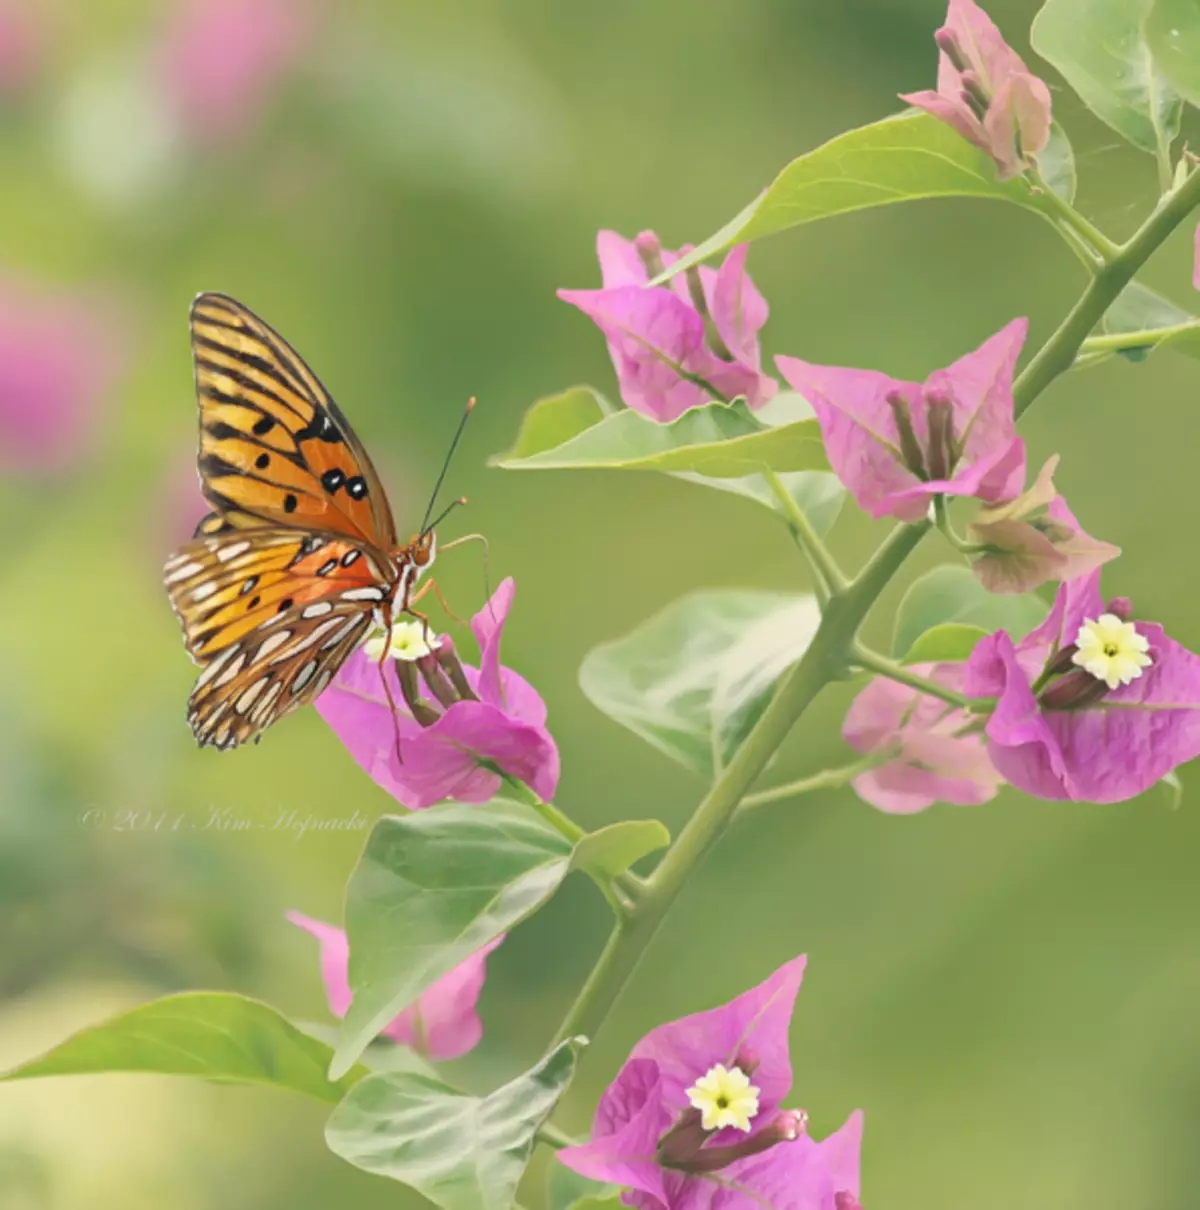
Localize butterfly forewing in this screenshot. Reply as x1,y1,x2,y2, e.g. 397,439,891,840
165,527,394,748
190,292,398,550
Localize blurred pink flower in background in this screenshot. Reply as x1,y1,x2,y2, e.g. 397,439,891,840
156,0,318,145
0,277,124,475
288,911,502,1060
0,0,48,98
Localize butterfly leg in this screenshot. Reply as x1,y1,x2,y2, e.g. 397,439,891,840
374,607,406,766
407,576,469,629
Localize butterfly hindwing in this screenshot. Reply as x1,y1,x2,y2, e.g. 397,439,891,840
164,527,393,748
190,292,398,550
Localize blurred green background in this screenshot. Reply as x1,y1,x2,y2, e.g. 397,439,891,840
2,1,1199,1207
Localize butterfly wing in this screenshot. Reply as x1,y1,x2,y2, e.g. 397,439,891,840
164,527,394,748
190,292,398,550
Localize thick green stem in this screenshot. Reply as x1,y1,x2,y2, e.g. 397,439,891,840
1014,166,1200,419
548,521,929,1046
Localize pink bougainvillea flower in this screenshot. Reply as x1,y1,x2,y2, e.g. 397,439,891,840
558,230,777,422
900,0,1052,180
0,277,123,475
966,455,1119,594
558,956,863,1210
843,662,1002,814
287,911,501,1060
156,0,317,145
777,319,1027,522
0,0,47,97
316,578,559,810
964,570,1200,802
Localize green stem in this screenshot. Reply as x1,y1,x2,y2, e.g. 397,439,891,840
850,643,971,709
1030,170,1121,264
548,521,930,1046
932,495,986,555
763,468,848,595
739,755,887,811
1014,165,1200,420
537,1122,579,1150
1078,322,1200,357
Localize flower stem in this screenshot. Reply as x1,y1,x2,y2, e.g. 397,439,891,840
1029,170,1121,264
763,468,848,596
1014,164,1200,420
739,755,887,811
1078,322,1200,357
850,643,971,709
548,520,930,1047
537,1122,579,1150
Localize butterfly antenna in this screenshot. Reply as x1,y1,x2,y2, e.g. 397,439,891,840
424,495,468,537
421,396,476,535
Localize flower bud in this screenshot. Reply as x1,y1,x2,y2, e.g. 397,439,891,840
1038,668,1110,712
434,637,479,702
1106,597,1133,622
835,1194,864,1210
886,391,927,478
663,1108,809,1175
656,1108,709,1168
396,659,442,728
924,391,956,481
959,69,991,119
933,27,969,73
733,1046,760,1077
684,264,736,363
634,231,666,279
418,651,459,710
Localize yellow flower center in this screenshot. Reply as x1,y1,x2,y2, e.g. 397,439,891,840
363,620,440,664
684,1063,760,1133
1071,613,1152,691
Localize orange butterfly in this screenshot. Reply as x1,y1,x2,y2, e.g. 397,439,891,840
164,292,470,750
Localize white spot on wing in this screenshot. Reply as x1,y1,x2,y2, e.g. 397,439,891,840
165,561,204,584
257,631,291,660
302,601,333,619
341,587,385,603
217,541,251,563
235,678,270,713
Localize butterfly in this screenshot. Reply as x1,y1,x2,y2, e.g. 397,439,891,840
164,292,471,750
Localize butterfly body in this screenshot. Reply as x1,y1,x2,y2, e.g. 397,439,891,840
165,292,441,750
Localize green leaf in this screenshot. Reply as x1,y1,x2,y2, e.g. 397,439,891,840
892,566,1049,660
653,110,1055,281
1038,122,1078,202
579,590,820,780
1032,0,1182,156
333,800,574,1080
571,819,670,880
547,1165,621,1210
674,470,846,532
1090,282,1200,364
899,623,991,665
326,1037,584,1210
1146,0,1200,108
493,396,827,478
0,993,361,1104
496,386,612,462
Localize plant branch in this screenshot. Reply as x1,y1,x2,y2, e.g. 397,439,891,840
763,468,848,596
739,754,888,811
1014,164,1200,419
548,520,930,1047
1030,171,1121,264
1079,322,1200,357
850,643,970,709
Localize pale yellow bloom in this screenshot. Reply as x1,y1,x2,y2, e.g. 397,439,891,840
684,1063,760,1133
1072,614,1152,690
364,620,440,663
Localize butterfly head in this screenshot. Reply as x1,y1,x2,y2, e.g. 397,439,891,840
408,529,437,572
